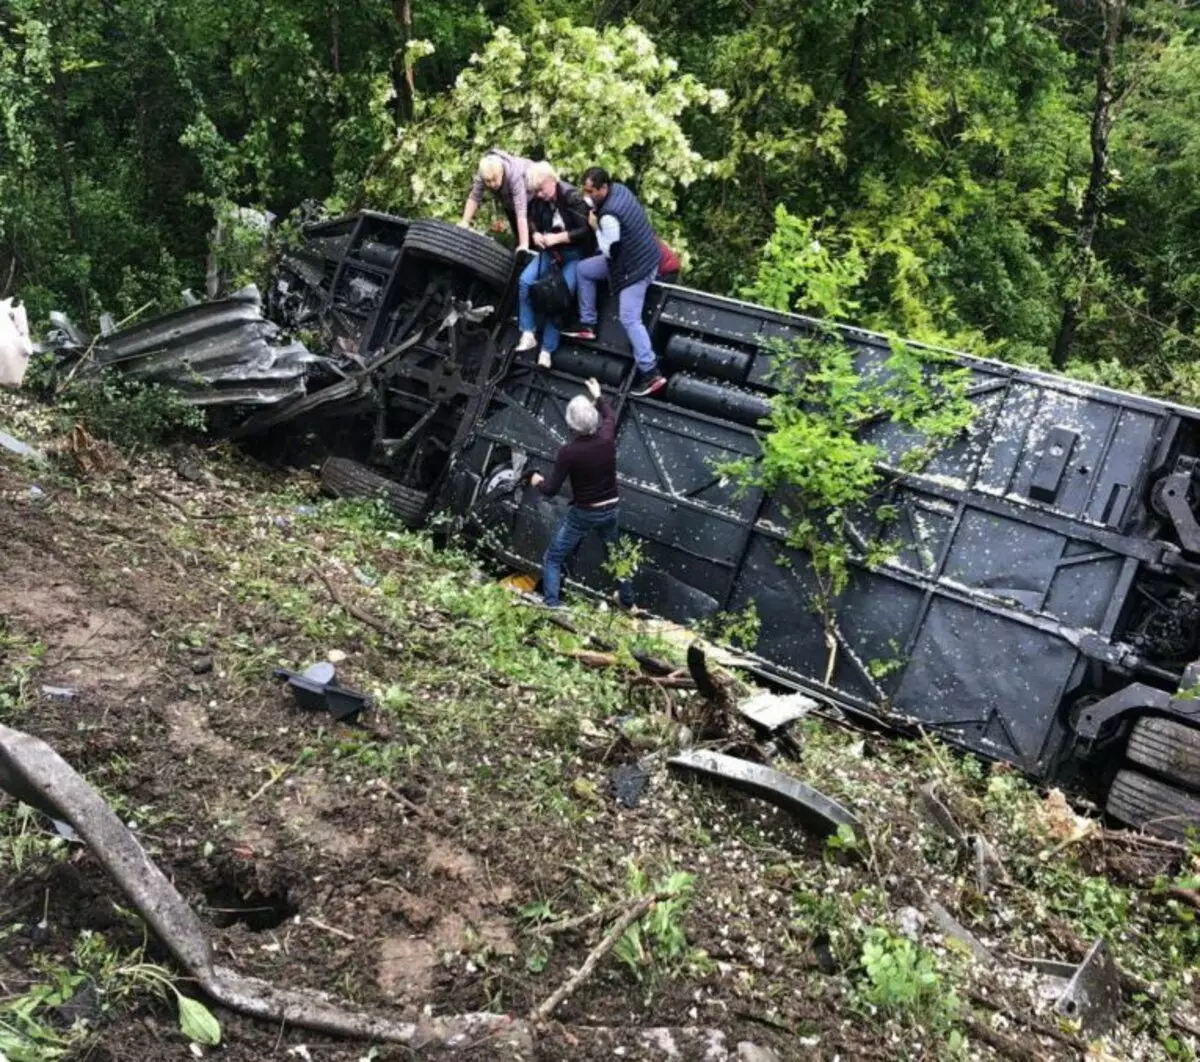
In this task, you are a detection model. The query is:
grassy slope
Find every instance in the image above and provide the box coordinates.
[0,389,1196,1062]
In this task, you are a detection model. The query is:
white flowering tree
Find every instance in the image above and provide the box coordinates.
[357,20,726,243]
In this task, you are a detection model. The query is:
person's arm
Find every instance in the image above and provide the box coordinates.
[597,214,621,258]
[509,164,531,250]
[533,446,571,497]
[596,395,616,442]
[559,191,591,247]
[460,176,485,226]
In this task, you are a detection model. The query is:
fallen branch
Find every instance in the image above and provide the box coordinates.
[962,1015,1050,1062]
[313,568,400,641]
[628,675,697,690]
[530,891,674,1023]
[0,722,532,1050]
[1100,828,1190,854]
[1038,821,1098,861]
[567,649,620,669]
[967,991,1087,1054]
[308,917,356,942]
[1166,886,1200,912]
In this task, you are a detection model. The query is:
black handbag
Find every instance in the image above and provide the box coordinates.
[528,253,572,320]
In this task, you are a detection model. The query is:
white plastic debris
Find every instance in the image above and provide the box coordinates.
[0,297,32,388]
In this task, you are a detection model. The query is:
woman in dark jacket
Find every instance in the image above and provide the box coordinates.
[517,162,597,368]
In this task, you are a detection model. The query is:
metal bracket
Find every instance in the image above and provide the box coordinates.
[1073,680,1200,740]
[1158,456,1200,553]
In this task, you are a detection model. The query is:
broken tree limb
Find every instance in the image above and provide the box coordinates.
[313,568,400,641]
[629,675,697,690]
[530,891,674,1023]
[0,722,531,1051]
[962,1015,1050,1062]
[1166,886,1200,912]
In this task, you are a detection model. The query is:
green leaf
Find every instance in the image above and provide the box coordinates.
[177,995,221,1046]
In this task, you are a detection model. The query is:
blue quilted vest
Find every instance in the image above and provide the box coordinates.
[598,183,659,293]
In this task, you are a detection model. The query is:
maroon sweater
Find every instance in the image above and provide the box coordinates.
[536,397,619,507]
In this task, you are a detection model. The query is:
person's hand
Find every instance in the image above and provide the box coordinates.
[517,243,531,255]
[529,472,544,487]
[456,219,470,229]
[585,377,601,401]
[587,211,598,231]
[532,232,546,250]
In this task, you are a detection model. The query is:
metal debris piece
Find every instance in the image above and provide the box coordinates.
[738,690,814,734]
[918,886,994,966]
[917,784,967,845]
[612,762,651,808]
[667,749,861,838]
[1053,937,1122,1037]
[0,430,46,463]
[273,665,371,721]
[51,818,83,843]
[41,685,78,701]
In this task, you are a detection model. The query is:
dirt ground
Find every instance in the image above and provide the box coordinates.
[0,397,1197,1061]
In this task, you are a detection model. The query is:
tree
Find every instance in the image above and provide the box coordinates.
[355,20,726,245]
[1052,0,1125,368]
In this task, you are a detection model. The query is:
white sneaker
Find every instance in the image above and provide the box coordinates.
[537,350,553,369]
[515,331,538,352]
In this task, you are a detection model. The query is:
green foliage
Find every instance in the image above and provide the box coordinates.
[693,602,761,651]
[612,862,698,985]
[601,535,645,588]
[856,926,958,1026]
[743,207,867,321]
[362,20,724,248]
[58,372,206,450]
[719,334,973,607]
[0,930,221,1052]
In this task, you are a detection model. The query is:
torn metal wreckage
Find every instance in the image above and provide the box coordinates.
[42,210,1200,839]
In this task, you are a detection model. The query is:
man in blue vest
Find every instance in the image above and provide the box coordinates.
[562,168,666,397]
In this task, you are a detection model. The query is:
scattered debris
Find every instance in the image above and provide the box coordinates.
[190,655,214,675]
[0,297,32,387]
[0,429,45,462]
[274,664,372,721]
[736,689,811,758]
[1054,937,1122,1038]
[667,749,861,838]
[612,762,651,808]
[40,685,78,701]
[0,721,532,1051]
[918,885,995,966]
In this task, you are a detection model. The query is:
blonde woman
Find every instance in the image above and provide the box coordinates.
[515,161,596,368]
[458,149,533,252]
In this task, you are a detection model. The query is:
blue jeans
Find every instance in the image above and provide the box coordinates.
[542,504,635,609]
[576,256,657,372]
[518,249,580,354]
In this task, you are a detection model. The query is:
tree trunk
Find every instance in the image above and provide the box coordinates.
[1052,0,1124,368]
[391,0,415,122]
[330,0,341,74]
[52,67,81,248]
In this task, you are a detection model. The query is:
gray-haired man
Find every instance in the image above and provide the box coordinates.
[528,378,636,609]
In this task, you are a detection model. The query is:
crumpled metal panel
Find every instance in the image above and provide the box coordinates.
[80,286,320,406]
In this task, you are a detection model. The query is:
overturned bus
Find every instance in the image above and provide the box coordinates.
[58,211,1200,838]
